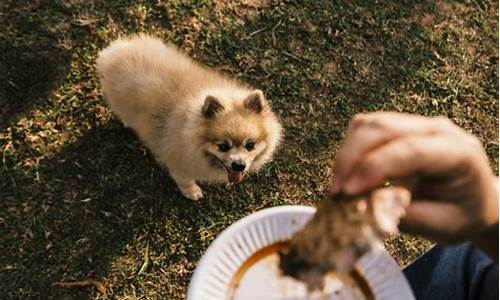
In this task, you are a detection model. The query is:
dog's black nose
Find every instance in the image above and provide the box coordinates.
[231,161,246,172]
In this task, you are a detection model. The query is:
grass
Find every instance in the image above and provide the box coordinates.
[0,0,498,299]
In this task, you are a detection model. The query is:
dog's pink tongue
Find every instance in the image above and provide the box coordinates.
[228,171,244,184]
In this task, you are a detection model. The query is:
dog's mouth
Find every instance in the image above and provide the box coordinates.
[228,170,245,184]
[205,151,246,184]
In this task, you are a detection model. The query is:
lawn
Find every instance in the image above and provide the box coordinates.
[1,0,498,299]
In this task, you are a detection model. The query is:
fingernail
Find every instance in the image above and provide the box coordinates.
[344,175,363,194]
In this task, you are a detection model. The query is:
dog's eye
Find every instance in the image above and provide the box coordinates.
[245,141,255,151]
[218,143,231,152]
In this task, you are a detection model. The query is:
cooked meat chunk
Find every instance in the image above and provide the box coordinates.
[279,187,411,290]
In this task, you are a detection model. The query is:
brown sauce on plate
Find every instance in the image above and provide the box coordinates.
[226,242,375,300]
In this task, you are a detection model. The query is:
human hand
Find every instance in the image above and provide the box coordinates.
[331,112,498,254]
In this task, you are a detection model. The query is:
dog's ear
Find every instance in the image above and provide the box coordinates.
[243,90,267,114]
[202,95,224,118]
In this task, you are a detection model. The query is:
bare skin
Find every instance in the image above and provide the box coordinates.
[332,112,499,259]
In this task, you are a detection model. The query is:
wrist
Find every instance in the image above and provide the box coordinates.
[483,176,499,227]
[472,176,499,259]
[471,222,498,261]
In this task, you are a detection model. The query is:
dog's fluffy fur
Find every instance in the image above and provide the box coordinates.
[96,35,282,200]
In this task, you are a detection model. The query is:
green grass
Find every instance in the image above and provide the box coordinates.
[1,0,498,299]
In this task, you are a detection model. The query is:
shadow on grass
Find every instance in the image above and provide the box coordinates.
[2,0,490,299]
[0,1,73,129]
[3,122,200,298]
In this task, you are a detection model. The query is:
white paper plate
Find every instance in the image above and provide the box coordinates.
[188,205,415,300]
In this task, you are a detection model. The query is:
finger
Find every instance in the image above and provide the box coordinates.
[389,175,419,193]
[400,200,471,243]
[343,134,466,194]
[334,113,452,188]
[330,175,341,194]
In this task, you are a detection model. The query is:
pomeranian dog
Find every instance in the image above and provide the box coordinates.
[96,35,282,200]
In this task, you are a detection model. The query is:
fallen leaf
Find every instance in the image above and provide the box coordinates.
[52,279,107,295]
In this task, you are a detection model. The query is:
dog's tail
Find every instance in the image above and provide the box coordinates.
[96,35,176,115]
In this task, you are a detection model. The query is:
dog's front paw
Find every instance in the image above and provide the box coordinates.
[179,184,204,201]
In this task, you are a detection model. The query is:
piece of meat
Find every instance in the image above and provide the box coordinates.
[279,187,411,291]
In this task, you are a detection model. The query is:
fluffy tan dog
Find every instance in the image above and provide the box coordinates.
[96,35,282,200]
